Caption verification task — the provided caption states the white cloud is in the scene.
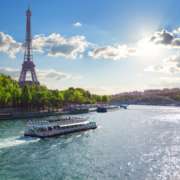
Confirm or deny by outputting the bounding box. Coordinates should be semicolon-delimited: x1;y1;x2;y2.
85;86;120;95
0;67;20;77
36;69;71;81
88;30;171;61
145;55;180;74
0;32;22;58
88;44;136;60
149;76;180;89
0;67;78;83
2;27;180;61
150;30;174;45
0;32;88;60
33;33;88;59
150;28;180;48
73;22;82;27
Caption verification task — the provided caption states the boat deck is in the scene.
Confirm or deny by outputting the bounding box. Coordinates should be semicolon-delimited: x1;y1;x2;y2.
27;117;88;129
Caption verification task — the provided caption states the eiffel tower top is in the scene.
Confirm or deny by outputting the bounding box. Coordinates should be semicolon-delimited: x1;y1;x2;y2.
25;7;32;62
18;8;39;86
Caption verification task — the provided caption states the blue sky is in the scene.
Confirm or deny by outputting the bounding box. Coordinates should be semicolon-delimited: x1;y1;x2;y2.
1;0;180;94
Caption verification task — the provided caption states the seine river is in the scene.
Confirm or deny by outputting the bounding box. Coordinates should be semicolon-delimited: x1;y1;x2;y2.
0;105;180;180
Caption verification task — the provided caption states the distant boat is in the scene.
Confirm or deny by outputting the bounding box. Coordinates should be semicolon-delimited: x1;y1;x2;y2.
69;107;89;114
119;105;128;109
97;106;107;113
24;117;97;138
96;104;121;113
65;105;89;114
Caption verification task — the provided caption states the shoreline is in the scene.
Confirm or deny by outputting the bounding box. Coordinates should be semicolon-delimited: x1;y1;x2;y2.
111;101;180;107
0;111;67;120
0;103;178;121
0;104;119;120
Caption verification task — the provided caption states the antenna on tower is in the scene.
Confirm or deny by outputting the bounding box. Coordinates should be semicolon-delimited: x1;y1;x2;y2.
28;0;31;9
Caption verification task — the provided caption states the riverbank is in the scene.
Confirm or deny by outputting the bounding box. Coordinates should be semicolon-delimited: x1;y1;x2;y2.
0;111;65;120
0;104;120;120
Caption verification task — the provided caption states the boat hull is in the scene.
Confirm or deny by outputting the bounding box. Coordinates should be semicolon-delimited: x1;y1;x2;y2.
97;107;107;113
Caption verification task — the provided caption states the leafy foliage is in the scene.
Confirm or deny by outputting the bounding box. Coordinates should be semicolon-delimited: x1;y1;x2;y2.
0;74;109;110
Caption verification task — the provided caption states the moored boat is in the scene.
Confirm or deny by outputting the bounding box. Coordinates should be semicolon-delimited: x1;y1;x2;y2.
97;106;107;113
96;104;121;113
119;105;128;109
64;105;89;114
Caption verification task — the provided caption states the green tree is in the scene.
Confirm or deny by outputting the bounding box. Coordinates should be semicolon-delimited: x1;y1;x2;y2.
0;74;110;110
102;95;109;103
21;85;32;110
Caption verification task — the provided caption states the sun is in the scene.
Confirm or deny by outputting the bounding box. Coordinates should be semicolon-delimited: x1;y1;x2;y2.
136;38;163;58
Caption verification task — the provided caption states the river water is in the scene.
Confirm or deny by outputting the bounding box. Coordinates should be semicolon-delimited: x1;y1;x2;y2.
0;105;180;180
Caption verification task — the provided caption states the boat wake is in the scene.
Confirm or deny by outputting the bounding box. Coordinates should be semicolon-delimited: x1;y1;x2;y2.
0;136;40;149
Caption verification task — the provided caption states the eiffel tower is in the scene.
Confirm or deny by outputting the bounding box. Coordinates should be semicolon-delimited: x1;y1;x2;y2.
19;8;39;86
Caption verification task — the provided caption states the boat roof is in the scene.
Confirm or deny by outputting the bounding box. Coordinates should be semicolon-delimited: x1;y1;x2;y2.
27;117;89;129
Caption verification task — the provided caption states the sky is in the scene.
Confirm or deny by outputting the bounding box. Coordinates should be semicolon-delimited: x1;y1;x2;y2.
1;0;180;94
